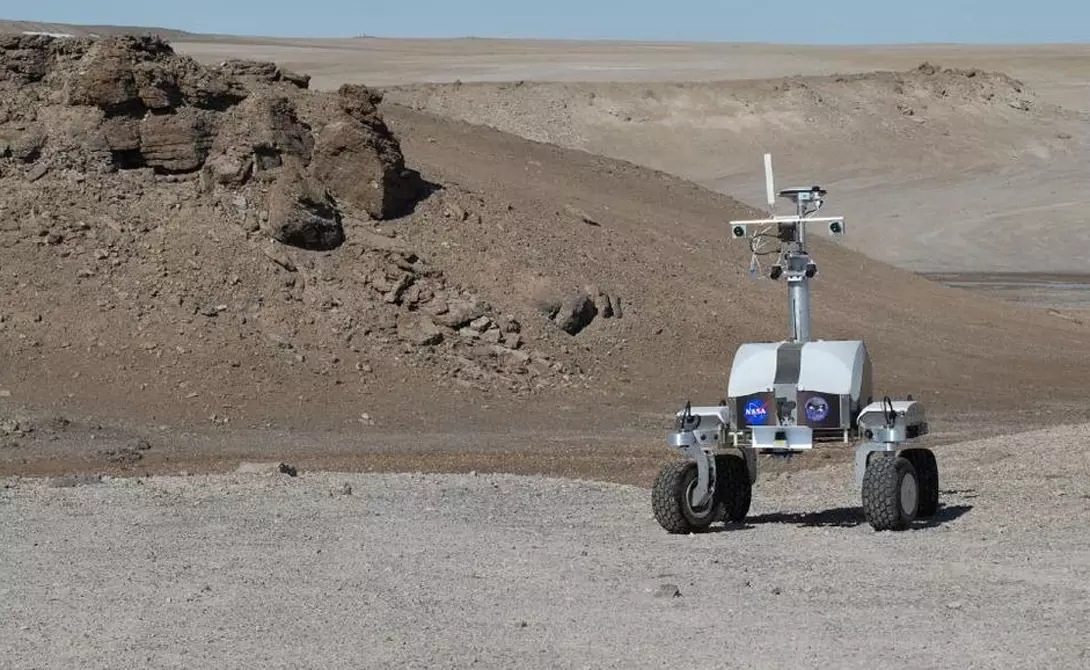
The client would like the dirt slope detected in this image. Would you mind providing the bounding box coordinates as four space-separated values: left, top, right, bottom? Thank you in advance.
384 66 1090 273
384 104 1090 405
0 34 599 434
0 35 1087 459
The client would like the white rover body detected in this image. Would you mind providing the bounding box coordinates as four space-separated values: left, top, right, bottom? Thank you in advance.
653 156 938 533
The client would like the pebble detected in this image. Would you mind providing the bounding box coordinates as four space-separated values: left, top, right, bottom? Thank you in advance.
653 584 681 599
332 483 353 496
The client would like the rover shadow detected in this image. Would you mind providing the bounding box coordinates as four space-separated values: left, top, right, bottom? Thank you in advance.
915 504 974 528
745 506 866 528
743 503 973 529
705 523 757 534
940 488 980 499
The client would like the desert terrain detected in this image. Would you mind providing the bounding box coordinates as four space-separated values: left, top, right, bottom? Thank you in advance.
6 424 1090 668
2 19 1090 669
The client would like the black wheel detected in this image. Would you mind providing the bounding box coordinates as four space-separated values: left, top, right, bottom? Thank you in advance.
904 449 939 518
652 460 722 534
861 453 919 531
714 454 752 523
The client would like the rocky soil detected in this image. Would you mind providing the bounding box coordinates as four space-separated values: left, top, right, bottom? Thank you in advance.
3 423 1090 669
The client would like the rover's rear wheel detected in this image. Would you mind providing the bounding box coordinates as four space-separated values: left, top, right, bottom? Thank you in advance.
862 453 918 531
715 454 752 523
903 448 939 518
652 460 721 534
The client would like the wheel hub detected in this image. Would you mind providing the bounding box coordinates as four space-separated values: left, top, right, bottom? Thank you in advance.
901 471 919 514
686 479 714 518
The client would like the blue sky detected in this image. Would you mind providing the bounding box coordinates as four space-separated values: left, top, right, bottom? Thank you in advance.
4 0 1088 43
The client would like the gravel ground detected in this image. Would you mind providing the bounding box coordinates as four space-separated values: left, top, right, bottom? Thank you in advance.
4 425 1090 669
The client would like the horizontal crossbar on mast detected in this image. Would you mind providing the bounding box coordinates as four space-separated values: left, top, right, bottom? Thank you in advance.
728 216 845 226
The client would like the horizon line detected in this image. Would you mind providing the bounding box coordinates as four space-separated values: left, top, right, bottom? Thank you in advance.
4 17 1090 47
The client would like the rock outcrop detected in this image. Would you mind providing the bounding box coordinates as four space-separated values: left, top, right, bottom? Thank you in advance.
0 34 422 248
0 33 587 405
266 166 345 250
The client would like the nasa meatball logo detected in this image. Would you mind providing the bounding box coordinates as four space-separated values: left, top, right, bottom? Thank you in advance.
804 396 830 423
743 398 769 424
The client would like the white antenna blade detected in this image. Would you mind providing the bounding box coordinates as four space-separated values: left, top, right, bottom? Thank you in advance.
764 153 776 213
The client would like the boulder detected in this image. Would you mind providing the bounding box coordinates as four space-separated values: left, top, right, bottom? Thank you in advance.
916 62 941 76
433 299 486 329
139 109 217 173
337 84 384 126
469 316 493 333
584 284 622 320
203 151 253 186
0 35 53 84
502 332 523 349
210 94 313 179
220 59 280 81
133 62 183 110
218 59 311 90
252 96 313 161
307 85 421 219
553 291 598 335
310 118 419 219
265 165 344 251
64 40 142 115
63 35 245 116
99 118 141 152
585 284 613 318
397 313 444 346
174 60 247 111
280 70 312 90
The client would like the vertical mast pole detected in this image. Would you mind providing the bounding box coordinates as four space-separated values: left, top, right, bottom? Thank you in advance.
787 181 811 342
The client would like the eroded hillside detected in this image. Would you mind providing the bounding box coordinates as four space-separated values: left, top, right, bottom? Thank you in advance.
384 66 1090 272
0 36 1086 440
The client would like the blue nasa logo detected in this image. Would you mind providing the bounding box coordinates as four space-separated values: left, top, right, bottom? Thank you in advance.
804 396 830 423
743 398 769 424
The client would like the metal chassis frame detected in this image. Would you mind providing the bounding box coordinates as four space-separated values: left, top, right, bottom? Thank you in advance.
668 430 716 509
671 425 922 502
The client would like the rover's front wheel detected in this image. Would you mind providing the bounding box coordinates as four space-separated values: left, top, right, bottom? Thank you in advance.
652 460 721 534
862 453 919 531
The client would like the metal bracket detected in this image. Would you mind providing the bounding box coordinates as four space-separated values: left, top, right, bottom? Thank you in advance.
668 430 716 508
740 445 759 485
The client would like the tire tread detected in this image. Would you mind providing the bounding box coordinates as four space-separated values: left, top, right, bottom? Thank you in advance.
907 449 940 517
715 454 752 523
652 461 708 534
862 453 917 531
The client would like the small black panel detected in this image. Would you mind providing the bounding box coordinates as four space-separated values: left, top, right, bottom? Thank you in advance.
735 391 777 428
774 343 803 385
796 391 843 429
